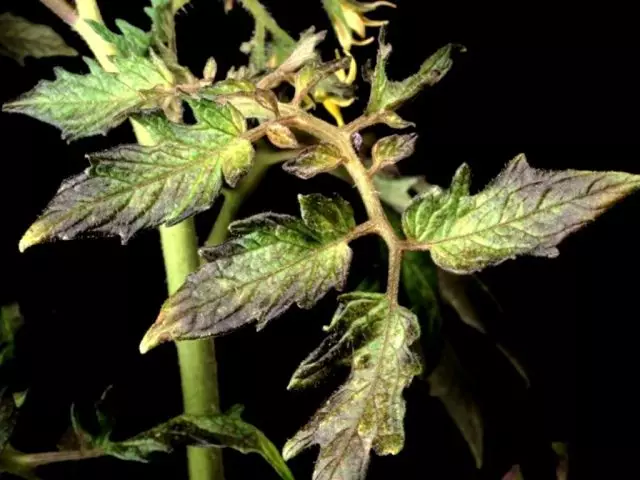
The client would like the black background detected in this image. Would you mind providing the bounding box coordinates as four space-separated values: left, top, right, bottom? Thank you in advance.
1 1 638 479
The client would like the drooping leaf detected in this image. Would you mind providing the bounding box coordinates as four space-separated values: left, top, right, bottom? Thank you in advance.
140 194 357 352
428 341 484 468
284 293 422 480
19 101 253 251
437 270 530 386
0 13 77 64
371 134 418 172
366 30 461 114
3 55 173 141
373 173 421 213
0 304 22 368
403 154 640 273
86 19 150 58
283 144 343 179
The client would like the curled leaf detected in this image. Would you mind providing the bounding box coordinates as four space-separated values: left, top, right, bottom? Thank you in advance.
403 154 640 273
370 133 418 173
266 124 299 149
140 194 357 353
285 293 421 480
283 144 343 179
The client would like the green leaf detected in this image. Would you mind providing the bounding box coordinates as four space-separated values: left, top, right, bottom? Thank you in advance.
366 30 461 114
3 55 173 141
374 173 421 213
107 406 294 480
140 194 357 353
0 304 22 368
86 19 150 58
428 341 484 468
371 134 418 172
0 13 77 64
0 388 18 453
284 293 422 480
293 56 352 104
19 101 253 251
403 154 640 273
283 144 343 179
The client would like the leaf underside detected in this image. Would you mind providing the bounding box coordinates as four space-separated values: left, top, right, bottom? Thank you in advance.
0 13 77 64
403 154 640 273
19 101 253 251
140 194 357 353
284 293 422 480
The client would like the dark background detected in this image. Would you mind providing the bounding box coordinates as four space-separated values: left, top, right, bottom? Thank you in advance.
1 0 638 478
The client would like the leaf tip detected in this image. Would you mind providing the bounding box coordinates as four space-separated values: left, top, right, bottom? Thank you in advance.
18 224 45 252
139 317 174 354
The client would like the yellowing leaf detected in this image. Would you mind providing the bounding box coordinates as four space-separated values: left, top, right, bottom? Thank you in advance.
140 194 357 353
0 13 77 64
283 144 343 179
284 293 421 480
366 31 461 114
3 55 173 141
19 101 253 251
403 154 640 273
266 124 299 149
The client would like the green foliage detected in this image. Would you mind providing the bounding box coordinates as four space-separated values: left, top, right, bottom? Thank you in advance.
140 194 357 352
284 293 422 480
371 134 417 173
403 154 640 273
0 13 77 64
86 19 150 58
3 55 173 141
0 304 22 368
367 31 461 114
283 144 343 179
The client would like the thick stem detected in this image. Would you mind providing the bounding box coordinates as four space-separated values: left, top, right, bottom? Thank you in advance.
39 0 77 25
41 3 224 479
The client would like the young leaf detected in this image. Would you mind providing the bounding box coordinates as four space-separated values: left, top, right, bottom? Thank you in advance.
403 154 640 273
284 293 422 480
428 341 484 468
266 124 299 149
0 13 77 64
366 31 461 114
371 134 418 173
19 101 253 251
104 406 294 479
3 56 173 141
86 19 150 58
283 144 343 179
140 194 358 353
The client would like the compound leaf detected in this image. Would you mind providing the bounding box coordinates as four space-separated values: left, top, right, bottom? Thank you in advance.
403 154 640 273
0 13 77 64
3 55 173 141
140 194 357 353
284 293 422 480
86 19 150 58
367 31 461 114
19 101 253 251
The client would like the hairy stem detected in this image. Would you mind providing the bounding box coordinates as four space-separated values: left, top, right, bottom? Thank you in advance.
278 104 403 300
39 2 223 479
39 0 77 25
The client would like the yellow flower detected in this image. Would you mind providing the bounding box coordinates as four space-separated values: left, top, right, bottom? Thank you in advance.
328 0 396 52
311 52 357 126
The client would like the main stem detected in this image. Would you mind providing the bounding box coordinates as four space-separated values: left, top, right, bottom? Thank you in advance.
54 2 224 479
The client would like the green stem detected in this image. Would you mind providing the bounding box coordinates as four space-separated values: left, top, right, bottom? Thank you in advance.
0 446 105 469
237 0 294 45
205 147 297 247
